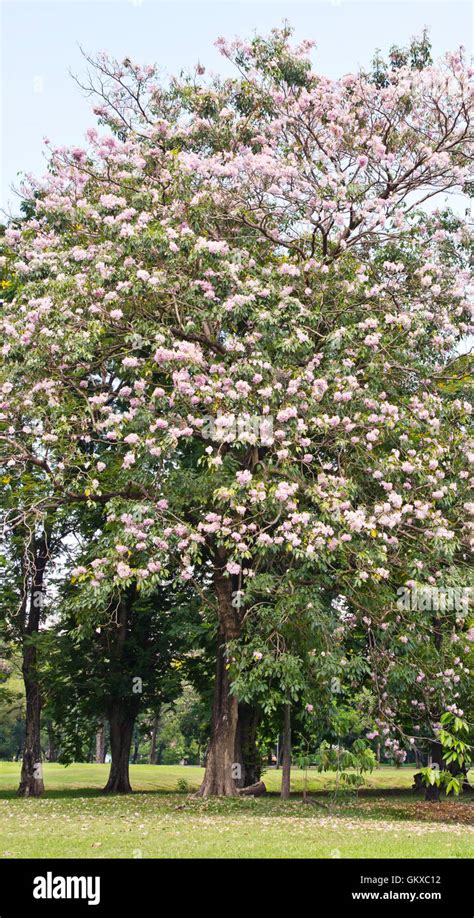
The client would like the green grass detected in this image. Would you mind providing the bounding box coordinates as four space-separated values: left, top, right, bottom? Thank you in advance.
0 763 472 859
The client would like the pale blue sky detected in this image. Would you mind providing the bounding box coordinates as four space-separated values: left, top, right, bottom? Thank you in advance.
1 0 472 212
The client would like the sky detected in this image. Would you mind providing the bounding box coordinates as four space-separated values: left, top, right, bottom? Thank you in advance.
0 0 473 212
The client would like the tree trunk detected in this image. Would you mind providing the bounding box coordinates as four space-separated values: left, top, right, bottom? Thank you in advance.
196 635 239 796
425 622 444 801
46 720 58 762
132 726 140 764
17 531 49 798
280 704 292 800
95 723 106 764
18 643 44 797
103 706 136 794
197 557 241 797
234 702 261 788
277 735 284 767
447 754 471 791
102 589 138 793
149 714 159 765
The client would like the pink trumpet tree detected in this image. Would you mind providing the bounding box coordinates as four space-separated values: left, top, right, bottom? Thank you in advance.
1 29 472 795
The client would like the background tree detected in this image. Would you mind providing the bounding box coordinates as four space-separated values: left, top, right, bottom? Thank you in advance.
44 574 202 792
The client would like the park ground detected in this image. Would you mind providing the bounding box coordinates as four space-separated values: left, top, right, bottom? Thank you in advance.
0 763 472 859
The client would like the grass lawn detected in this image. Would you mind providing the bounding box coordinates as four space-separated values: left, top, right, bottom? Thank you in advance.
0 762 472 859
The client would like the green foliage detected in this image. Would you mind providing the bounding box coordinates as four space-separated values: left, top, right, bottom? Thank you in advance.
313 738 376 793
419 713 472 797
0 651 25 760
371 30 433 87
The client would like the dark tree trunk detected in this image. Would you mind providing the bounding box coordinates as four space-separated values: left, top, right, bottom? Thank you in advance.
447 757 471 791
18 531 49 798
280 704 292 800
18 644 44 797
149 713 159 765
422 739 471 799
95 723 106 764
413 772 424 792
234 703 261 788
102 589 138 794
103 706 136 794
424 625 445 801
132 726 140 764
46 720 58 763
197 557 241 797
277 735 284 767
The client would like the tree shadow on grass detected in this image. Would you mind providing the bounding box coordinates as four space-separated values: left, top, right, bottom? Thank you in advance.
0 785 201 800
1 784 471 830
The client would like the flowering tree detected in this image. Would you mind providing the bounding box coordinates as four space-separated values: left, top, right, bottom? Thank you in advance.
1 28 472 796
